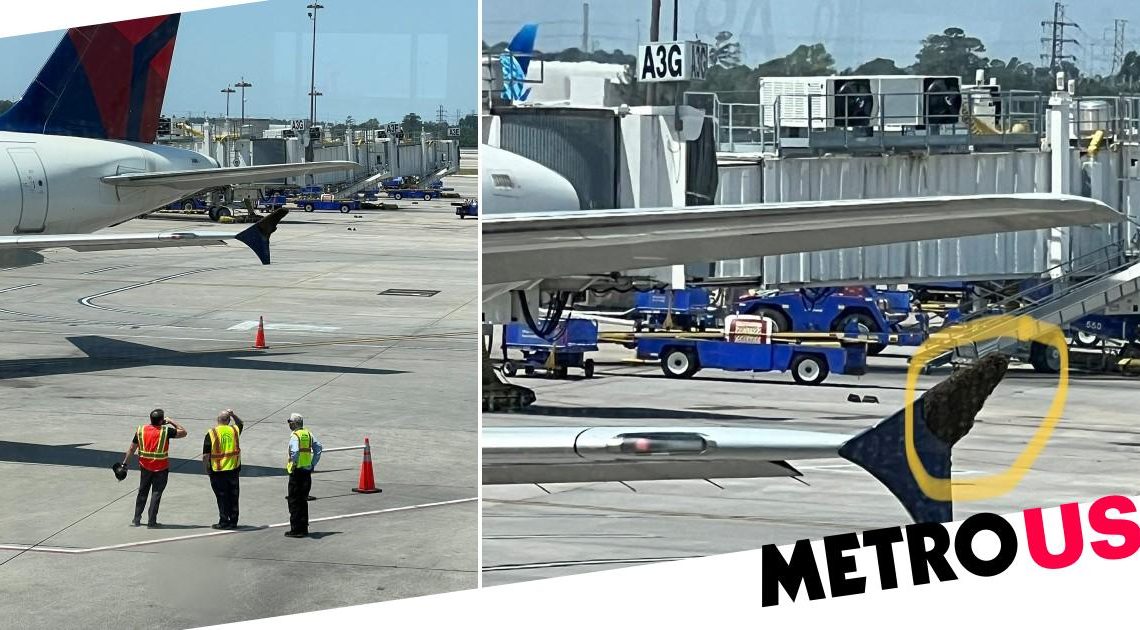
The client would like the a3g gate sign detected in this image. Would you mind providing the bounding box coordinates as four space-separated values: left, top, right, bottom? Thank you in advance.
637 41 710 82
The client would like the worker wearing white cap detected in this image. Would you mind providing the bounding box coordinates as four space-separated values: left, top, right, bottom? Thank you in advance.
284 413 322 538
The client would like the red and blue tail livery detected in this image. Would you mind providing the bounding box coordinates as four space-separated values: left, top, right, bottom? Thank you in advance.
0 14 180 144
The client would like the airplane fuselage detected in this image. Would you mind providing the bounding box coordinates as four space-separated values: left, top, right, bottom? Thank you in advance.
0 131 219 236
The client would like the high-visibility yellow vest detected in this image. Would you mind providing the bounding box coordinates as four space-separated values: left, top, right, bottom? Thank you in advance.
287 429 313 473
208 425 241 472
136 425 170 472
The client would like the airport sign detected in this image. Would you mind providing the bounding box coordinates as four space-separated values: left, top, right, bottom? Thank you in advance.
448 126 461 137
637 40 710 83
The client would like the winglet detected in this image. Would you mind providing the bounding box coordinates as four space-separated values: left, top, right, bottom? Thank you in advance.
838 354 1009 523
234 208 288 265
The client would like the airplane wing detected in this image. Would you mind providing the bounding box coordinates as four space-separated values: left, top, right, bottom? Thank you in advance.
0 208 287 265
483 355 1009 524
101 161 359 191
482 193 1121 284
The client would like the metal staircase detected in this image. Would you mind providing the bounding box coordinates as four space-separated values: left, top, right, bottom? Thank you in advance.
336 167 393 197
927 243 1140 370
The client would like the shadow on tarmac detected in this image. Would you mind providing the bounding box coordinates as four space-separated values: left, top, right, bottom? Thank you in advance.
0 336 407 381
0 441 287 477
519 405 794 422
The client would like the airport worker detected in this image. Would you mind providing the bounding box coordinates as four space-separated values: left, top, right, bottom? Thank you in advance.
284 413 323 538
121 408 188 528
203 409 244 529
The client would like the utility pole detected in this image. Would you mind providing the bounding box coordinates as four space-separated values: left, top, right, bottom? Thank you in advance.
1041 2 1079 71
582 3 589 52
437 104 447 126
1112 19 1127 76
220 86 235 119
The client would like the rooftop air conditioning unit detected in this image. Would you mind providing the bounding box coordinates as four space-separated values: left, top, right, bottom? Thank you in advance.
758 75 962 129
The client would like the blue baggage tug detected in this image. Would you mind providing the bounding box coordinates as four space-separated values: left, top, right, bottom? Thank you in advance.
634 334 867 385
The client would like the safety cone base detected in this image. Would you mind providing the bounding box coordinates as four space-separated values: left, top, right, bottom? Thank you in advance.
352 487 382 494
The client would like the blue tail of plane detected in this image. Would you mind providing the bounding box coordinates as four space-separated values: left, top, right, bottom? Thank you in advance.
0 14 180 143
838 354 1009 523
500 23 538 102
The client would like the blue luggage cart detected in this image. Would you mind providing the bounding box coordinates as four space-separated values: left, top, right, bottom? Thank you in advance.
633 289 715 331
503 319 600 378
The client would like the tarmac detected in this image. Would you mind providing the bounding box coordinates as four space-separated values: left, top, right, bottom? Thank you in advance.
482 339 1140 585
0 175 478 628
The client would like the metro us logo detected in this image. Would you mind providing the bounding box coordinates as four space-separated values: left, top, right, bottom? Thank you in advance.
761 495 1140 607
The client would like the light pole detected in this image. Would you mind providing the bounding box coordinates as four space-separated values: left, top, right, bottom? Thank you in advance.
234 78 252 138
220 86 235 119
307 3 323 132
308 90 323 129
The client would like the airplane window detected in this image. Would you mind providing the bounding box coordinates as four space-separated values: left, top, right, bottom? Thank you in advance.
491 173 513 189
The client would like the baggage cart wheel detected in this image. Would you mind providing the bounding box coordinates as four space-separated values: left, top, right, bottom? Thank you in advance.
1073 331 1101 348
340 204 351 213
502 361 517 377
303 203 315 212
524 365 535 375
182 201 195 211
393 192 403 200
751 307 790 333
1029 342 1061 374
554 365 569 378
423 193 433 201
661 348 698 378
584 359 595 379
790 354 829 385
833 312 886 355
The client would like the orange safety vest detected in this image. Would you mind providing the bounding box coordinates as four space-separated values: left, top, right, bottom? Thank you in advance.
136 424 170 472
207 425 241 472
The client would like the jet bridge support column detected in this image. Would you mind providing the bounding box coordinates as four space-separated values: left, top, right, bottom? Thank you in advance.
1047 87 1073 277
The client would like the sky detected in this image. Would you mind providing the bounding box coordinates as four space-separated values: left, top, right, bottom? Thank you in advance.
0 0 478 124
482 0 1140 75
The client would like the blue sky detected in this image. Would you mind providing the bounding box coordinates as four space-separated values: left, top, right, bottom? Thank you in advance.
483 0 1140 74
0 0 478 124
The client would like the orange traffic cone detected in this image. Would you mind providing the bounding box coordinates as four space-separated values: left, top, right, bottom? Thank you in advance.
253 316 268 349
352 437 382 494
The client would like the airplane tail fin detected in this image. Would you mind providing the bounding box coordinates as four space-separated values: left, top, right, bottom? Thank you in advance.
235 208 289 265
838 354 1009 523
507 23 539 74
0 14 180 143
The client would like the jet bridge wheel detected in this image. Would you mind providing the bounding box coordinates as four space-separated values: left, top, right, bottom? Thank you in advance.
661 348 699 378
790 353 829 385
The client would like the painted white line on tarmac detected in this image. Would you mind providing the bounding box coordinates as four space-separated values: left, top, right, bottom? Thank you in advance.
228 321 340 333
0 497 475 556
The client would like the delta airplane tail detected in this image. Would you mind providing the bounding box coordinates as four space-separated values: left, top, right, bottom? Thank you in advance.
0 14 180 143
